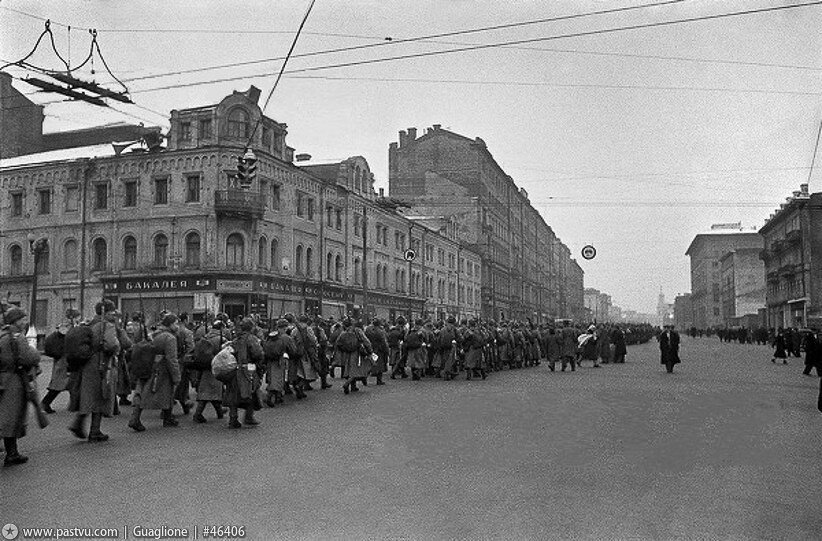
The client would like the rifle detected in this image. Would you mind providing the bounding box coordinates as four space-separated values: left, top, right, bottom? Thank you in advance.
9 334 48 429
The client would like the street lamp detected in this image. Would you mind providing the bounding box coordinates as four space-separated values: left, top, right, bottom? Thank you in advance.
27 234 48 348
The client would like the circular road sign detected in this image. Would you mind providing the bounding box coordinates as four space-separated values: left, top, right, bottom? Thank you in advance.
581 245 597 260
403 249 417 262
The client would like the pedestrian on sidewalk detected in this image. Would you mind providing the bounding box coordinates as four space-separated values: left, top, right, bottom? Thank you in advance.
772 328 788 365
659 324 680 373
803 328 822 377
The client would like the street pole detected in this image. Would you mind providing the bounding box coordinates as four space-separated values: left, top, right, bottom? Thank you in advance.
79 159 94 318
361 205 368 320
28 237 47 348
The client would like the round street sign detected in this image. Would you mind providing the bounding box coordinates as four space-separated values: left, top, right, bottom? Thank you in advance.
404 249 417 261
581 245 597 260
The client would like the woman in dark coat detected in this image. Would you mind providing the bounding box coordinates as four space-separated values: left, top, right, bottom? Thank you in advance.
223 318 264 428
772 328 788 364
611 326 627 364
659 325 681 373
0 309 41 466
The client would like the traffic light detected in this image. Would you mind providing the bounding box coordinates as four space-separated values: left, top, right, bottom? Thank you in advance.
236 155 247 186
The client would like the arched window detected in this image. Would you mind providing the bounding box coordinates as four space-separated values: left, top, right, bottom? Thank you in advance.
271 238 279 272
258 236 267 268
354 257 361 285
63 239 78 271
34 242 50 275
295 245 303 275
326 252 333 279
335 254 342 282
9 245 22 275
226 233 244 267
185 232 200 268
305 247 313 277
92 238 107 271
123 236 137 270
227 107 249 139
153 234 168 268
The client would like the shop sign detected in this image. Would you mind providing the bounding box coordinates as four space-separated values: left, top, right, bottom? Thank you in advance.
217 279 253 291
102 275 215 293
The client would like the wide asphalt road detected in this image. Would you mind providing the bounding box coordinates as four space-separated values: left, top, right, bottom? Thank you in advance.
2 337 821 540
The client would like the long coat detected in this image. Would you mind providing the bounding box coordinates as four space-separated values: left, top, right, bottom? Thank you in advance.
463 329 484 370
0 325 41 438
262 331 296 393
560 327 579 358
405 328 428 371
659 331 681 366
193 328 227 402
68 316 121 416
365 324 389 375
44 330 70 392
543 330 561 363
223 331 264 409
612 329 627 358
137 327 181 411
337 327 373 379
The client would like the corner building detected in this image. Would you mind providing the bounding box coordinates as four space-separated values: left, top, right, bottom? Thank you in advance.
388 125 583 322
0 87 482 331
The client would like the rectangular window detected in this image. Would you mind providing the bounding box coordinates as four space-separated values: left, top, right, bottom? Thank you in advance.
336 209 342 230
123 181 137 207
327 206 334 227
154 177 168 205
185 174 200 203
180 122 192 141
65 185 79 212
94 183 108 210
199 119 212 139
262 127 272 149
11 192 23 217
395 231 400 249
271 184 281 210
307 197 314 221
354 215 362 237
296 193 304 217
38 189 51 215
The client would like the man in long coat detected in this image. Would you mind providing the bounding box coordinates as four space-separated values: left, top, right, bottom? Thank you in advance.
129 313 182 431
0 308 41 466
68 300 123 442
365 318 389 386
659 324 681 373
387 317 407 379
192 320 228 422
262 319 297 406
560 321 579 372
223 318 264 428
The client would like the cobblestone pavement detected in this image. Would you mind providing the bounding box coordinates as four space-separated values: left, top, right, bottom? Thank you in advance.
2 338 821 540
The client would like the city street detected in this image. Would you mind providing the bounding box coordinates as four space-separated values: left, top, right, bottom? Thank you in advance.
3 337 821 540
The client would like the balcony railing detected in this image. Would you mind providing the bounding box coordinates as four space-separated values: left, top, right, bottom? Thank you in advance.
786 229 802 245
214 189 265 219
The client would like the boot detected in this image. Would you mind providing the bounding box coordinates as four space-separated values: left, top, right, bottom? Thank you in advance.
303 381 315 391
265 392 276 407
351 381 359 392
87 413 109 442
193 402 207 423
3 438 27 467
119 394 132 406
284 383 293 395
128 408 146 432
295 384 307 400
273 392 283 405
376 374 385 386
212 401 225 419
41 389 59 414
178 400 191 416
243 409 260 426
480 370 487 380
69 414 88 439
343 381 350 395
321 375 332 389
162 409 179 427
228 408 242 429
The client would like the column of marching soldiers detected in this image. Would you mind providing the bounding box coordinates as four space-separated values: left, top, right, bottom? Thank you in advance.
0 300 655 467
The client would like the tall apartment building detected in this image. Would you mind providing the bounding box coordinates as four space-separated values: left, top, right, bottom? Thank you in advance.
388 125 583 322
719 248 766 326
759 185 822 328
0 87 482 333
685 224 763 329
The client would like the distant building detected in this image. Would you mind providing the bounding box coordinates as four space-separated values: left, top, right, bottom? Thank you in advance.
719 248 766 327
759 184 822 328
584 287 612 322
686 223 763 329
673 293 693 330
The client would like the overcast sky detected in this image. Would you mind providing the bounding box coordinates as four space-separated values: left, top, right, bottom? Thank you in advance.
2 0 820 314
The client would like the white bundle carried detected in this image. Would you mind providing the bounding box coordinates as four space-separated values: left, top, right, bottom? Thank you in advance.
211 343 238 383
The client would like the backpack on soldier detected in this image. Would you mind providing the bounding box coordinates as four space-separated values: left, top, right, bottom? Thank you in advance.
336 330 360 353
44 330 65 360
129 339 158 381
405 329 423 350
64 324 95 372
190 337 217 371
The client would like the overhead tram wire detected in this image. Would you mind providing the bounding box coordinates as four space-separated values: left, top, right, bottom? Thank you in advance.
126 0 822 96
117 0 687 85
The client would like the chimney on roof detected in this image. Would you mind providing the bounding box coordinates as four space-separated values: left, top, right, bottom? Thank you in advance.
432 124 441 131
245 86 262 104
398 130 407 148
379 188 385 197
793 191 802 198
407 127 416 141
801 183 809 195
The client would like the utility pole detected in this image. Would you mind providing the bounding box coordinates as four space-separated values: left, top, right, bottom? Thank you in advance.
361 205 368 319
79 159 95 317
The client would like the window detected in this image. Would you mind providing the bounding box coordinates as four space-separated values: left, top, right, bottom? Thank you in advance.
395 232 401 250
376 264 382 288
382 266 388 290
307 198 314 221
262 127 272 149
92 238 107 270
124 181 137 207
180 122 192 141
34 242 49 274
185 233 200 268
226 233 244 267
63 239 78 270
9 245 22 275
438 249 444 266
185 175 200 203
270 184 281 210
154 177 169 205
38 189 51 215
395 269 401 292
11 192 23 216
335 255 342 282
335 209 342 230
305 247 313 277
295 245 304 275
271 239 279 272
327 252 333 279
65 186 79 212
449 253 455 269
327 206 334 227
354 215 362 237
296 193 304 217
94 183 108 210
123 236 137 270
199 118 212 139
258 237 267 268
354 257 361 284
153 234 169 268
227 108 249 139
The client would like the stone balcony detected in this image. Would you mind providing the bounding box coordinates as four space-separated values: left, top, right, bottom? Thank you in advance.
214 189 265 220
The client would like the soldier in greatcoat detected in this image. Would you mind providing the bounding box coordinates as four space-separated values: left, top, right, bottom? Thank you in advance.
223 318 264 428
192 320 228 422
559 321 579 372
0 308 41 467
439 316 460 380
128 313 182 431
337 318 373 394
387 316 407 379
404 319 428 381
365 318 389 386
67 300 123 442
41 321 71 414
462 320 486 380
262 319 297 406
